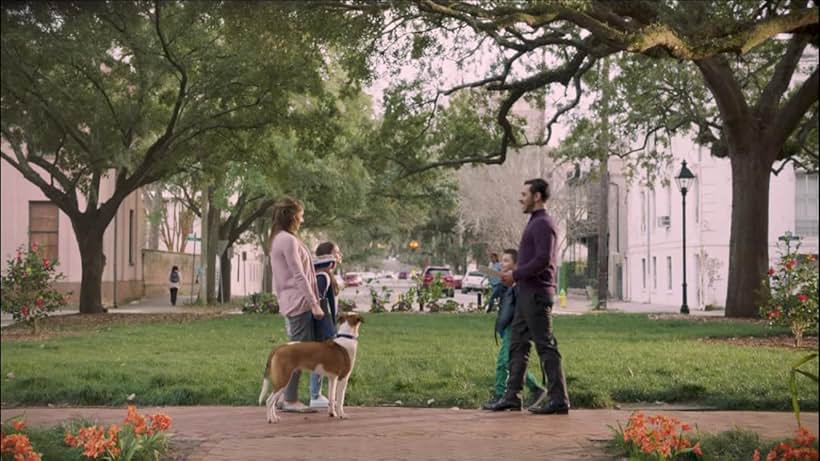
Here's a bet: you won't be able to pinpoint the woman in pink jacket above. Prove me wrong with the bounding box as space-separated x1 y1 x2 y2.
269 197 325 413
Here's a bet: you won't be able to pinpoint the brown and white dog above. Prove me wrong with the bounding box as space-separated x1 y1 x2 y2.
258 312 364 423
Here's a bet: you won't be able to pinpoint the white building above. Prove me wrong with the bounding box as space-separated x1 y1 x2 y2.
1 141 145 305
619 137 818 309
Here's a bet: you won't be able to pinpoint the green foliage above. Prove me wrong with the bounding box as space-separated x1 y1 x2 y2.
0 245 69 330
789 352 819 428
338 298 357 313
241 293 279 315
391 291 415 312
759 244 819 347
369 286 392 313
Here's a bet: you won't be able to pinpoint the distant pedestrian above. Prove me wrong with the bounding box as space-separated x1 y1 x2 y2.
169 266 181 306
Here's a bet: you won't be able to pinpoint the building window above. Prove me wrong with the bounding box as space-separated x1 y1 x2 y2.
128 209 135 265
795 172 818 236
640 191 646 233
29 202 59 262
666 256 673 291
652 256 657 290
641 258 646 289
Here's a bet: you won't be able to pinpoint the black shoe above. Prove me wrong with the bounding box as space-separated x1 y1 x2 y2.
481 397 502 410
525 388 546 407
484 397 522 412
528 401 570 415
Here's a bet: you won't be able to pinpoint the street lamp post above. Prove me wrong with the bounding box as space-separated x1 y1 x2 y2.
675 160 696 315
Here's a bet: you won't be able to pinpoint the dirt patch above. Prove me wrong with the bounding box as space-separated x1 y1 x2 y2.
648 313 766 324
0 312 229 342
701 335 819 349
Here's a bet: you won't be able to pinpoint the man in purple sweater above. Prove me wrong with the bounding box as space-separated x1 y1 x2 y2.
486 178 571 415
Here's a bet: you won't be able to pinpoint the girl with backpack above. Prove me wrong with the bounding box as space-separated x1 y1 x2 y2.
169 266 181 306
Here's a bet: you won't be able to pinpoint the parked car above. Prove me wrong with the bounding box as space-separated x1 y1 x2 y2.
461 271 489 293
453 274 463 290
398 271 409 280
421 266 455 297
343 272 363 287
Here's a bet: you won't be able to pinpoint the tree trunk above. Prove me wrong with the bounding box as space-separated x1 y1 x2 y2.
220 250 232 302
205 189 220 303
596 56 611 310
596 162 609 309
262 254 273 293
75 225 106 314
724 152 774 318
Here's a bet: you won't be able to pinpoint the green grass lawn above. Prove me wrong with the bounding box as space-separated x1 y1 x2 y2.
1 313 817 410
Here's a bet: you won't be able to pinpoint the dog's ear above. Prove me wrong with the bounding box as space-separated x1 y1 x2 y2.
336 313 347 325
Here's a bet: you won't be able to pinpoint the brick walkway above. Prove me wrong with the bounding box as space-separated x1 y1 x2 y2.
1 406 815 460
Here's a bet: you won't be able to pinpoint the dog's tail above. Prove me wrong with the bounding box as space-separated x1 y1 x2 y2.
258 349 276 405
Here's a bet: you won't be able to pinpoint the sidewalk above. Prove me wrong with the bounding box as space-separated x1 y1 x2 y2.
0 296 241 328
0 293 721 328
1 406 814 460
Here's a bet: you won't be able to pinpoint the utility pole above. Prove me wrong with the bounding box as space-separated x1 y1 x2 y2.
596 57 611 310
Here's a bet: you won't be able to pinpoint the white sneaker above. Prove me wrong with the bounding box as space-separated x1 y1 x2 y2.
310 395 330 408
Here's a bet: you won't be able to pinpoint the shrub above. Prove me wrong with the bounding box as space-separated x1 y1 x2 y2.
1 417 41 461
63 405 172 461
759 243 818 347
391 291 414 312
369 286 391 313
338 298 356 313
1 244 69 333
241 292 279 314
610 412 703 460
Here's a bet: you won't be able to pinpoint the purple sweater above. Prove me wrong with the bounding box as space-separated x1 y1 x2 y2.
512 209 558 296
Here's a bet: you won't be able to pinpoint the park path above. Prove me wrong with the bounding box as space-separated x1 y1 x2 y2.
1 406 815 460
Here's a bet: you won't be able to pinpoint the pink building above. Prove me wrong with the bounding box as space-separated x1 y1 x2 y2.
1 141 144 306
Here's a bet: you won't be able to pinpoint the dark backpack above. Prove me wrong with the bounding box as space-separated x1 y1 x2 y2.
170 270 180 283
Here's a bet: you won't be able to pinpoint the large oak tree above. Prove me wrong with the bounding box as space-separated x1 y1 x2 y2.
346 0 818 317
1 1 376 312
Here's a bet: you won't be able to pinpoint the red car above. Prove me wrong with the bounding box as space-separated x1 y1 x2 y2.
421 266 456 297
343 273 363 287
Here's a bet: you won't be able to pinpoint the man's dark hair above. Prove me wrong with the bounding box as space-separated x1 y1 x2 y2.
524 178 550 202
503 248 518 263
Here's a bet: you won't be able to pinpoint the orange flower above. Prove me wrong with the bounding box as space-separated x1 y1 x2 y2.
149 413 172 432
1 433 41 461
11 420 26 431
753 448 761 461
125 404 149 435
692 441 703 456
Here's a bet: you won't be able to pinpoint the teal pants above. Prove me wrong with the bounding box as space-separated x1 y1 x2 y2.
495 326 543 398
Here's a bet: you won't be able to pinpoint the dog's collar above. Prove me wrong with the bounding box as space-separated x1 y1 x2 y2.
335 333 358 341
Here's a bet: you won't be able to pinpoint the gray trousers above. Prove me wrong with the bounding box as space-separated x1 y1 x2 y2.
284 311 315 402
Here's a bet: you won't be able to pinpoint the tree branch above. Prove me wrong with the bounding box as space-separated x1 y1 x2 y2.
770 68 819 150
757 34 809 120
